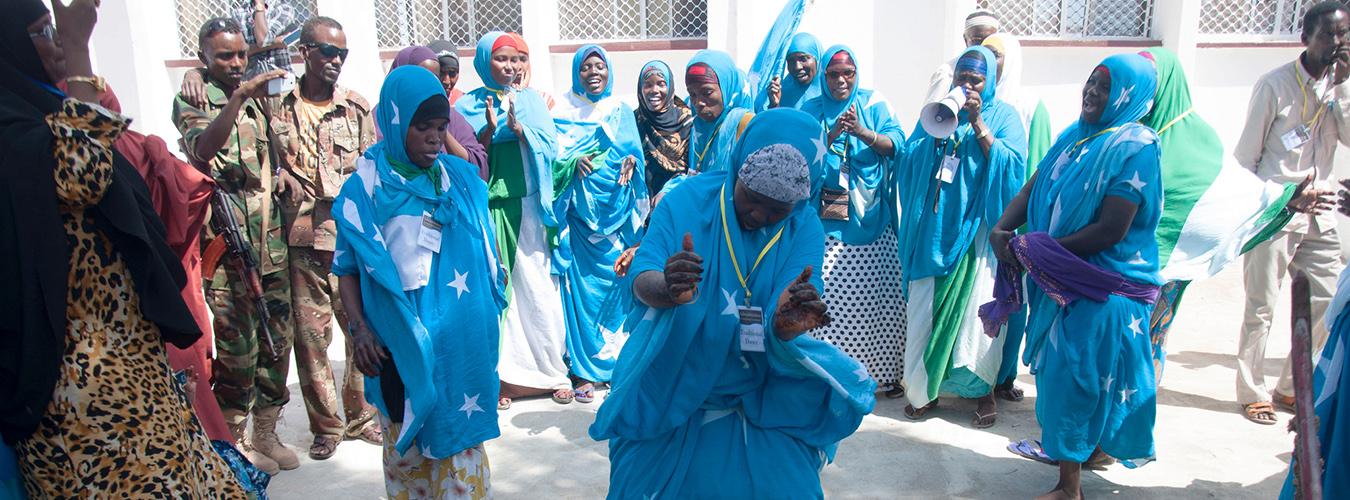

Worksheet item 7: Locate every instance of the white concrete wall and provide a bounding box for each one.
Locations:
[87,0,1317,181]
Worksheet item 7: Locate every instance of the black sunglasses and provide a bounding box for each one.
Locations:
[305,43,349,60]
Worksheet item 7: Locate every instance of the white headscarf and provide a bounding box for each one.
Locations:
[983,32,1034,134]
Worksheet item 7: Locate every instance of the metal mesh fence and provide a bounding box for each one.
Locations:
[977,0,1155,39]
[175,0,318,58]
[1198,0,1350,35]
[557,0,707,41]
[374,0,524,49]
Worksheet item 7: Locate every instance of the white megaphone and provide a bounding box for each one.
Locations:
[920,87,966,138]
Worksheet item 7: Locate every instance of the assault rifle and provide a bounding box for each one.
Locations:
[206,187,280,361]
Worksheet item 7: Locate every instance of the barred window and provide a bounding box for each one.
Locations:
[1198,0,1350,36]
[375,0,523,49]
[557,0,707,42]
[978,0,1156,39]
[174,0,318,58]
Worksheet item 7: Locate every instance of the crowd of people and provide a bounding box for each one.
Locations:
[2,0,1349,498]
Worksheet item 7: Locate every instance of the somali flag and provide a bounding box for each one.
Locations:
[748,0,811,112]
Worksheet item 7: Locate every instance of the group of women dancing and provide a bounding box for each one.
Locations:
[0,0,1322,493]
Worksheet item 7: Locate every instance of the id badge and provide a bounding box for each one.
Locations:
[738,305,766,353]
[937,155,959,184]
[418,213,443,253]
[837,162,851,189]
[1281,125,1312,151]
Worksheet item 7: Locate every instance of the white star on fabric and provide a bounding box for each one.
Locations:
[1101,375,1115,392]
[448,270,470,299]
[1316,337,1344,407]
[741,355,751,370]
[1114,84,1134,109]
[593,324,628,361]
[811,135,827,166]
[1125,171,1147,192]
[1077,146,1092,162]
[1128,316,1144,338]
[390,102,401,126]
[1129,251,1148,266]
[853,366,870,382]
[589,232,623,252]
[1119,386,1137,403]
[1050,200,1066,233]
[459,393,483,418]
[642,307,659,323]
[722,288,740,317]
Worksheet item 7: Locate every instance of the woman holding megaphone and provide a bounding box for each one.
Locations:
[896,46,1028,428]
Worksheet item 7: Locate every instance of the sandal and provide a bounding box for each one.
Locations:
[1007,439,1057,466]
[574,383,596,404]
[904,400,938,420]
[498,396,512,411]
[346,422,383,446]
[1084,448,1117,471]
[551,388,574,405]
[1243,401,1278,425]
[309,435,341,461]
[883,386,906,399]
[972,409,998,429]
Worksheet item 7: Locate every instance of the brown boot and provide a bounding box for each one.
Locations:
[230,420,280,475]
[252,406,300,470]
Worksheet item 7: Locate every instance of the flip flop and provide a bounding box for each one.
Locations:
[903,400,938,420]
[574,383,596,404]
[1243,401,1278,425]
[497,397,512,411]
[552,388,574,405]
[1007,439,1058,466]
[972,409,997,429]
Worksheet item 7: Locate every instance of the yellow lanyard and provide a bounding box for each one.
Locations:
[1155,108,1193,137]
[694,127,721,169]
[1067,126,1122,156]
[719,185,785,299]
[1294,62,1329,128]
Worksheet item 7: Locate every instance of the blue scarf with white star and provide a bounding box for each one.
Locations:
[331,67,506,458]
[589,109,875,468]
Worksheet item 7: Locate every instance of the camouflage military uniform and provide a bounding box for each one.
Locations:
[272,83,379,440]
[173,76,293,427]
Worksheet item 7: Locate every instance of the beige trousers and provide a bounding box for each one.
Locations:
[1238,221,1343,404]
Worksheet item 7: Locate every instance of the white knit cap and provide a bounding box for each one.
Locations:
[737,144,811,204]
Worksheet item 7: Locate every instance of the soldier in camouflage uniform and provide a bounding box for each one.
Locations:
[171,17,298,474]
[271,17,381,460]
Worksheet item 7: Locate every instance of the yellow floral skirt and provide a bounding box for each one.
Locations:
[382,419,491,499]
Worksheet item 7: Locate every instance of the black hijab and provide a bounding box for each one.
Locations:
[0,0,201,444]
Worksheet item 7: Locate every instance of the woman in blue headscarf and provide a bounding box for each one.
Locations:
[685,50,755,175]
[985,54,1163,499]
[589,108,875,499]
[551,45,650,401]
[455,32,570,408]
[897,46,1027,427]
[334,66,505,498]
[766,32,823,110]
[799,45,910,397]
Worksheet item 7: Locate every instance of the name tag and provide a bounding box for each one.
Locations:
[837,162,851,189]
[938,155,959,184]
[418,213,442,253]
[1281,124,1312,151]
[738,305,765,353]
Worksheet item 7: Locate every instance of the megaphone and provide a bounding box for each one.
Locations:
[920,87,966,138]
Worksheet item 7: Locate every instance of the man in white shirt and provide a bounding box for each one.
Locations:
[1233,0,1349,426]
[923,9,1000,105]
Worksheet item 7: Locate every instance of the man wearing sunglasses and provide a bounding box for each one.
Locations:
[269,16,383,461]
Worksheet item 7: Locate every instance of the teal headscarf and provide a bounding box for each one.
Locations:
[897,44,1027,283]
[777,32,823,110]
[376,66,448,190]
[953,45,999,120]
[591,109,874,481]
[801,44,908,246]
[686,50,753,174]
[454,31,562,225]
[569,44,612,102]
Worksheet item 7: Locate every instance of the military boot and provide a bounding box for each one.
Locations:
[230,419,280,475]
[252,405,300,470]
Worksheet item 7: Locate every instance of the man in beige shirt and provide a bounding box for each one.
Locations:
[1233,1,1349,425]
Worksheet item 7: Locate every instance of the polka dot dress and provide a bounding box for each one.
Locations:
[812,227,907,388]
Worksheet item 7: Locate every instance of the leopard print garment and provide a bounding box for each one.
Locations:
[14,100,247,498]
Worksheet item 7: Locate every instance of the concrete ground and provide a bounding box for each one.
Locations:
[268,264,1300,499]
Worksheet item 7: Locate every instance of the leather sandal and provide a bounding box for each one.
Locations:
[309,435,341,461]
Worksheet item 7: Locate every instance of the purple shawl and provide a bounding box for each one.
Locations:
[383,46,490,178]
[979,232,1161,338]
